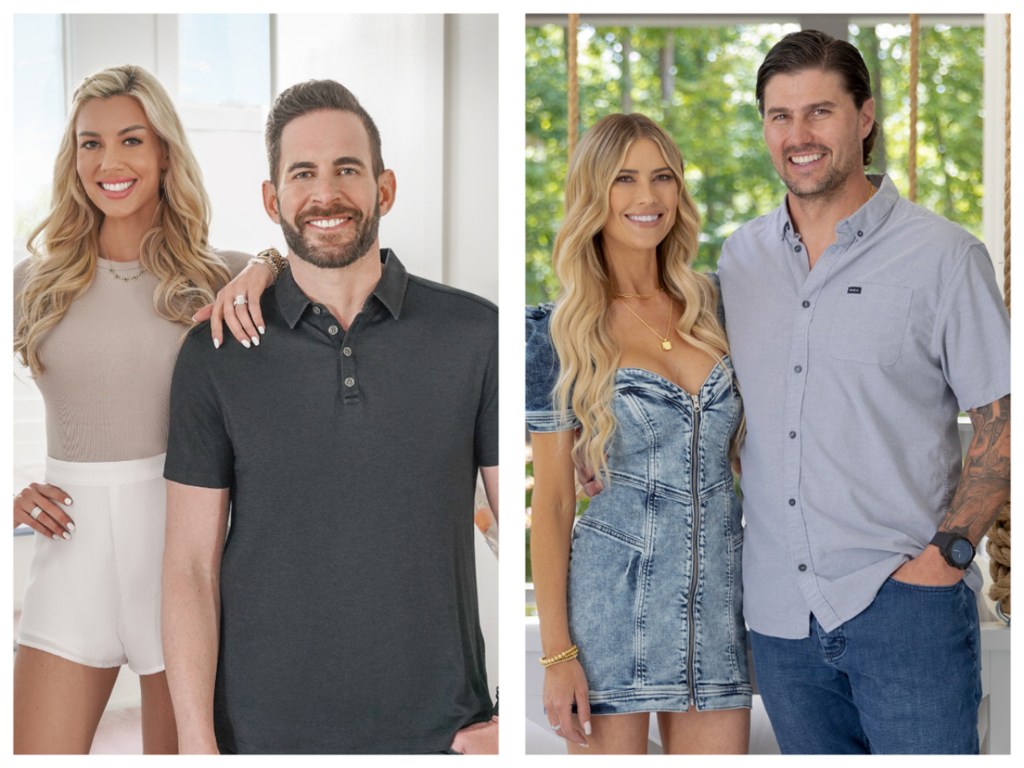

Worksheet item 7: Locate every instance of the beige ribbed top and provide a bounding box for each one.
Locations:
[14,251,248,462]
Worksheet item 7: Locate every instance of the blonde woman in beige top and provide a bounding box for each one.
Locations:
[12,65,276,754]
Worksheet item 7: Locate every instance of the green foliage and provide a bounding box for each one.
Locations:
[526,21,986,304]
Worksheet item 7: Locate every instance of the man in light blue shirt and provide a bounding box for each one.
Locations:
[718,30,1010,754]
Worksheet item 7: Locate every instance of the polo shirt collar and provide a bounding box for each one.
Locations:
[274,248,409,328]
[372,248,408,320]
[775,172,898,245]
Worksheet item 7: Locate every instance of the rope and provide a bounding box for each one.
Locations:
[986,14,1011,619]
[567,14,580,161]
[908,15,920,202]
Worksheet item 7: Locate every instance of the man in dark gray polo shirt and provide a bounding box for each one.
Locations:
[161,80,498,754]
[718,30,1009,753]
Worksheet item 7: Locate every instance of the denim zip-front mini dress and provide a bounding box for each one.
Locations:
[527,305,751,714]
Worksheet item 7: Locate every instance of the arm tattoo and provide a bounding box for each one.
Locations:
[941,394,1010,543]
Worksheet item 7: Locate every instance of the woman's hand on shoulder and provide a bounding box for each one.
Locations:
[194,258,276,349]
[14,483,74,539]
[542,659,591,747]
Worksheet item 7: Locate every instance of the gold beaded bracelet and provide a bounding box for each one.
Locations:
[248,247,288,281]
[539,644,579,667]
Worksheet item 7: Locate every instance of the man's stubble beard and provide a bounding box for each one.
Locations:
[780,145,859,203]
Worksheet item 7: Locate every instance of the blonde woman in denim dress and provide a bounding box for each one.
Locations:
[527,114,750,754]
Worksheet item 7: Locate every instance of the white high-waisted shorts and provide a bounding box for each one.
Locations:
[17,453,167,675]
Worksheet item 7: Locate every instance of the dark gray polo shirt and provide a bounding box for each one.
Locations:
[165,249,498,754]
[719,175,1009,639]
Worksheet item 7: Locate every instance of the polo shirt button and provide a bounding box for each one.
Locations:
[344,377,355,387]
[798,564,808,572]
[312,306,321,315]
[789,431,796,439]
[794,245,803,252]
[794,365,803,373]
[328,325,339,335]
[343,346,353,356]
[802,300,810,308]
[788,498,796,506]
[857,230,864,237]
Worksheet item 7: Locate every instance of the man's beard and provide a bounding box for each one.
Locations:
[780,144,855,202]
[280,200,381,269]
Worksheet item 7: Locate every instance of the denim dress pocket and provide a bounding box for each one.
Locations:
[567,517,645,692]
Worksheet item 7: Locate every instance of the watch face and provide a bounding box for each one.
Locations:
[950,538,974,566]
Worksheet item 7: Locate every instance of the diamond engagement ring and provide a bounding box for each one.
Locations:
[550,723,562,731]
[233,294,248,306]
[29,506,43,520]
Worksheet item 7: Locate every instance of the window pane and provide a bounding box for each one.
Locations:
[13,14,65,247]
[178,14,270,107]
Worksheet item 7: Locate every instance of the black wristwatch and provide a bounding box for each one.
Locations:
[929,531,976,569]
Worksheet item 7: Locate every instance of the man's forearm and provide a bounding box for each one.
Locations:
[162,564,222,753]
[940,394,1011,543]
[162,482,230,754]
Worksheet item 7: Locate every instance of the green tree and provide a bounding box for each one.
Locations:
[527,21,985,305]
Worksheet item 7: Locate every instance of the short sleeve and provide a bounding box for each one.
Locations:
[475,326,499,467]
[164,326,235,488]
[933,243,1010,411]
[525,304,577,432]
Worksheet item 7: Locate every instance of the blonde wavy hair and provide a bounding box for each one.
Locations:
[15,64,230,374]
[550,113,733,482]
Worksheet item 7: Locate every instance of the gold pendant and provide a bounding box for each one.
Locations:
[662,340,672,351]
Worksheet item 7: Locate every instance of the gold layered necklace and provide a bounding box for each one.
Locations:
[616,295,675,351]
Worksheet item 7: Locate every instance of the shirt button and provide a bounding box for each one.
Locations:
[312,306,321,315]
[342,346,352,357]
[802,300,810,308]
[344,377,355,387]
[798,564,808,572]
[328,325,339,335]
[794,365,803,373]
[857,230,864,237]
[788,498,796,506]
[789,431,797,439]
[794,245,803,252]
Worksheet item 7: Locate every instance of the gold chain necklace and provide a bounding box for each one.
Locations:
[104,259,146,282]
[614,288,662,300]
[618,297,674,351]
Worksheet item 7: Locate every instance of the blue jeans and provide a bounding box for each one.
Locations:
[750,577,981,754]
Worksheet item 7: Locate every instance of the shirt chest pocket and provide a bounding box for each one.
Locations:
[827,283,914,366]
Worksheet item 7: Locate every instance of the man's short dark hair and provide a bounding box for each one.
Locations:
[265,79,385,186]
[756,29,880,166]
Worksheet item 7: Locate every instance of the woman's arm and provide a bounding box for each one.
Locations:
[530,429,591,747]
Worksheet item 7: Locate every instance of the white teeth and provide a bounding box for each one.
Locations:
[627,214,660,223]
[100,180,134,192]
[309,218,345,228]
[791,153,824,165]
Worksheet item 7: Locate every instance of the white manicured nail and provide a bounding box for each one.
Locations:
[241,339,251,349]
[67,522,76,532]
[251,335,259,346]
[258,325,265,334]
[62,532,72,540]
[214,338,221,349]
[64,498,72,505]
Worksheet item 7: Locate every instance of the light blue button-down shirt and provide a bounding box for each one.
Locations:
[719,174,1010,639]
